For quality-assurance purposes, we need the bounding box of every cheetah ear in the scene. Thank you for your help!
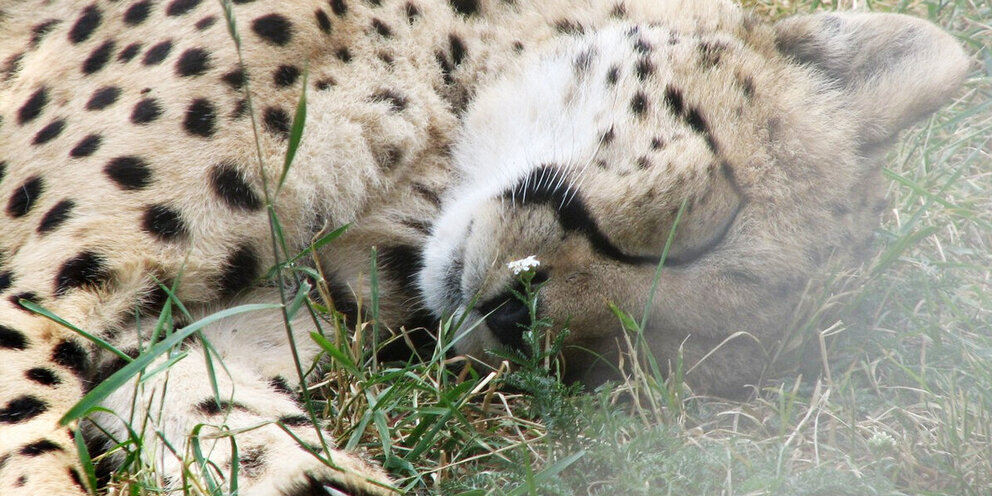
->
[774,12,969,147]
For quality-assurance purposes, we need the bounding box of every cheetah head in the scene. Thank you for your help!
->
[419,12,967,395]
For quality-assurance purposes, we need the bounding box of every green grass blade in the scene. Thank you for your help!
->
[20,300,134,363]
[73,427,97,495]
[311,331,361,376]
[278,66,308,194]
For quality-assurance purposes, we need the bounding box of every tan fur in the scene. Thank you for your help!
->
[0,0,967,494]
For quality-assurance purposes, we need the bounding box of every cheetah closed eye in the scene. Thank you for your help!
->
[0,0,966,494]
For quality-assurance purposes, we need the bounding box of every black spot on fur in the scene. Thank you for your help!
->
[20,439,63,456]
[87,87,121,111]
[278,415,311,426]
[739,75,755,99]
[0,272,11,293]
[104,156,152,190]
[606,65,619,85]
[636,156,651,169]
[166,0,201,16]
[143,205,187,241]
[231,98,249,119]
[7,176,44,218]
[611,3,627,18]
[55,252,109,296]
[124,1,152,25]
[176,48,211,77]
[38,200,75,233]
[698,40,726,68]
[69,468,86,492]
[18,87,48,125]
[184,98,216,137]
[222,68,247,90]
[32,119,65,145]
[335,47,352,63]
[330,0,347,16]
[635,58,654,80]
[0,161,5,184]
[651,137,665,150]
[630,91,647,116]
[449,0,478,16]
[195,16,217,30]
[574,49,594,73]
[632,34,653,54]
[195,398,246,415]
[252,14,293,46]
[685,108,718,153]
[8,293,37,313]
[600,127,615,144]
[30,19,61,46]
[555,19,584,35]
[273,65,300,87]
[69,5,101,44]
[0,325,28,350]
[0,396,48,423]
[143,40,173,65]
[26,367,61,386]
[269,376,293,394]
[664,85,685,115]
[131,98,162,124]
[685,108,707,135]
[406,2,420,21]
[435,51,453,85]
[210,163,261,211]
[218,245,259,296]
[70,134,102,157]
[52,340,89,378]
[82,40,114,74]
[372,18,392,37]
[315,9,331,33]
[118,43,141,62]
[370,89,407,111]
[263,106,290,138]
[449,34,467,66]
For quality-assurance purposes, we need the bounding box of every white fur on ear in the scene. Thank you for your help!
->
[775,12,969,146]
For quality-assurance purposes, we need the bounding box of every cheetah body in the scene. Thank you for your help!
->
[0,0,967,494]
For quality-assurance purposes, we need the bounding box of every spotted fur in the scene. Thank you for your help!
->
[0,0,967,494]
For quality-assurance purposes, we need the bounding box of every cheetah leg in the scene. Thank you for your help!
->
[86,287,394,496]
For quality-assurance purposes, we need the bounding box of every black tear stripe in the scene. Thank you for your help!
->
[503,166,660,266]
[661,163,745,266]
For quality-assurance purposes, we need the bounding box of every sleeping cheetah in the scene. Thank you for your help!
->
[0,0,967,494]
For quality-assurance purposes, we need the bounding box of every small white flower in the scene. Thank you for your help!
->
[507,255,541,275]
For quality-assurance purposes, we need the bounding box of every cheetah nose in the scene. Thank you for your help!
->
[483,296,530,350]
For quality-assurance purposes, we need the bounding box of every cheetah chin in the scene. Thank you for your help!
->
[0,0,967,494]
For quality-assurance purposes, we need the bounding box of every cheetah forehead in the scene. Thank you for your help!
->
[442,23,763,236]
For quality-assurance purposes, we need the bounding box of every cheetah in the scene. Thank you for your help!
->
[0,0,967,495]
